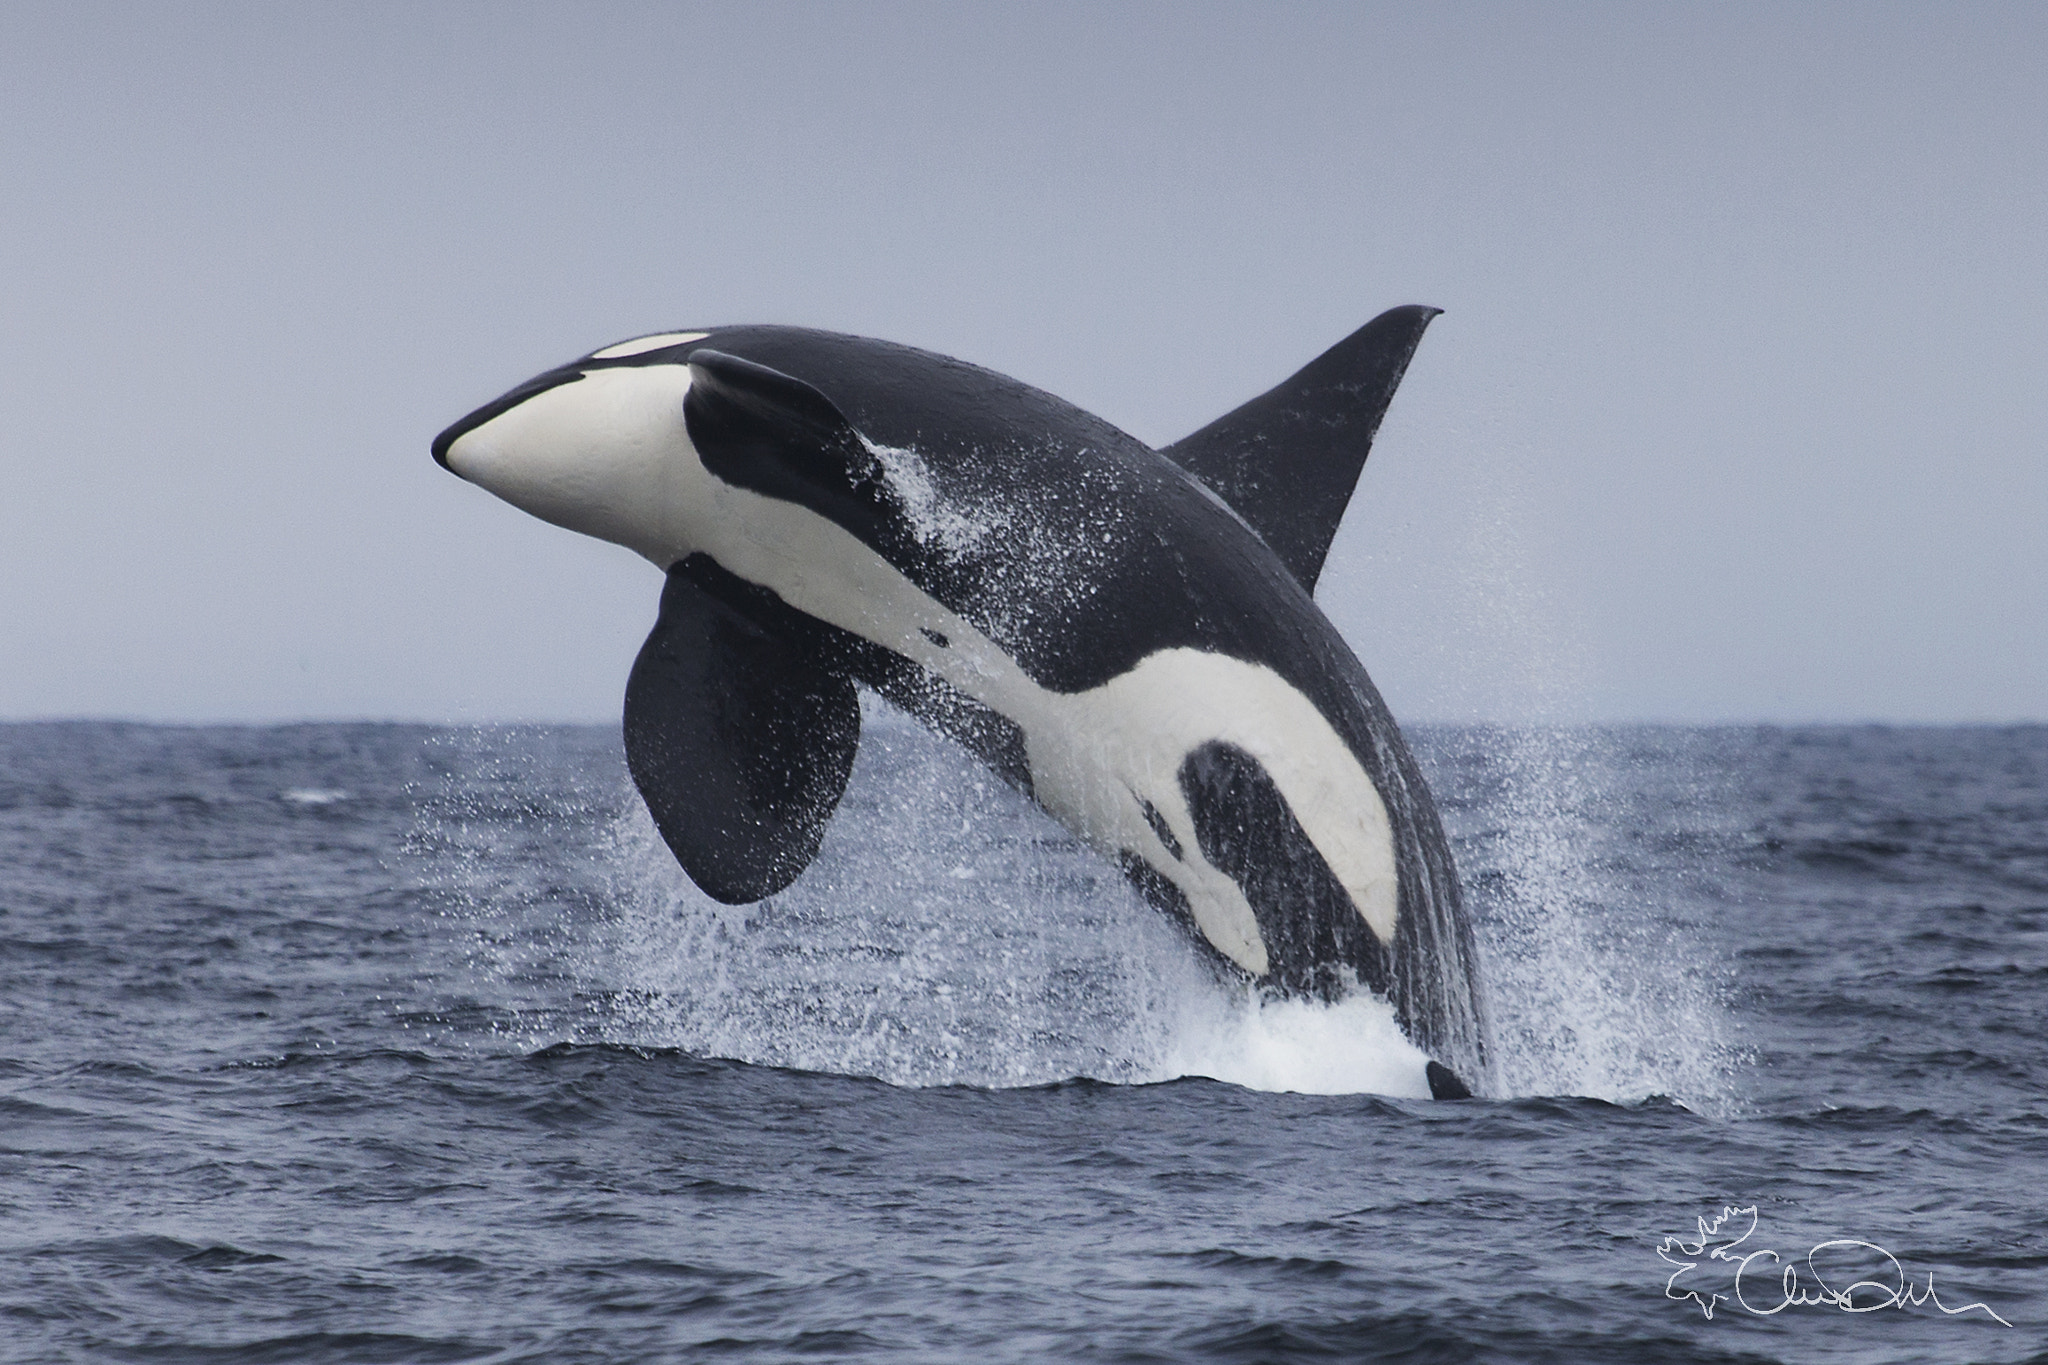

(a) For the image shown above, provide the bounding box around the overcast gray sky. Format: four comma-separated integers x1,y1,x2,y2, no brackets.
3,2,2042,723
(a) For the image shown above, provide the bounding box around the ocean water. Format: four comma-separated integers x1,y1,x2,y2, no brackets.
2,714,2044,1363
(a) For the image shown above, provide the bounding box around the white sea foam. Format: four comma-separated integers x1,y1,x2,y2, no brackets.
1152,989,1434,1097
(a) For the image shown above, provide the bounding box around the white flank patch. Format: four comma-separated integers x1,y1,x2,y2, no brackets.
590,331,711,359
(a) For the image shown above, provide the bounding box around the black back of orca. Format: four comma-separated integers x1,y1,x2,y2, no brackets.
605,320,1486,1081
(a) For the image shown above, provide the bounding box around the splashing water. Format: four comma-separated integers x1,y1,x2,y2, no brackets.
1432,724,1745,1110
590,701,1435,1096
421,704,1735,1105
863,436,1004,559
1329,421,1742,1109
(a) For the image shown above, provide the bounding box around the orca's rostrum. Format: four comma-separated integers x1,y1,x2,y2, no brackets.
434,310,1489,1097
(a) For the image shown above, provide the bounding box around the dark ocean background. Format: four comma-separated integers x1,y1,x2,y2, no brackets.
3,712,2044,1363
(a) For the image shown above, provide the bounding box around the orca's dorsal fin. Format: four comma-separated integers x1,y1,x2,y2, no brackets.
1162,305,1440,592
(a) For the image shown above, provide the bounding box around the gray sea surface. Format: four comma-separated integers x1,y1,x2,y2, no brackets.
1,716,2043,1362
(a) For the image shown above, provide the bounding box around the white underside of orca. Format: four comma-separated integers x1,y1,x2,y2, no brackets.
443,364,1401,978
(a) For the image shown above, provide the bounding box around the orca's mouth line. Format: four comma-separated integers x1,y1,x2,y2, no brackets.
432,367,589,470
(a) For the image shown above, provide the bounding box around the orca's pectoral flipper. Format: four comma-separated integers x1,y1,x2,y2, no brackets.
1163,305,1440,592
624,558,861,903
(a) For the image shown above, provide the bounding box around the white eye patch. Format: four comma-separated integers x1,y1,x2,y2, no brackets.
590,331,712,359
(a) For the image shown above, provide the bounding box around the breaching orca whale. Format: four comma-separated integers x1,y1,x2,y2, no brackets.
434,308,1488,1096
